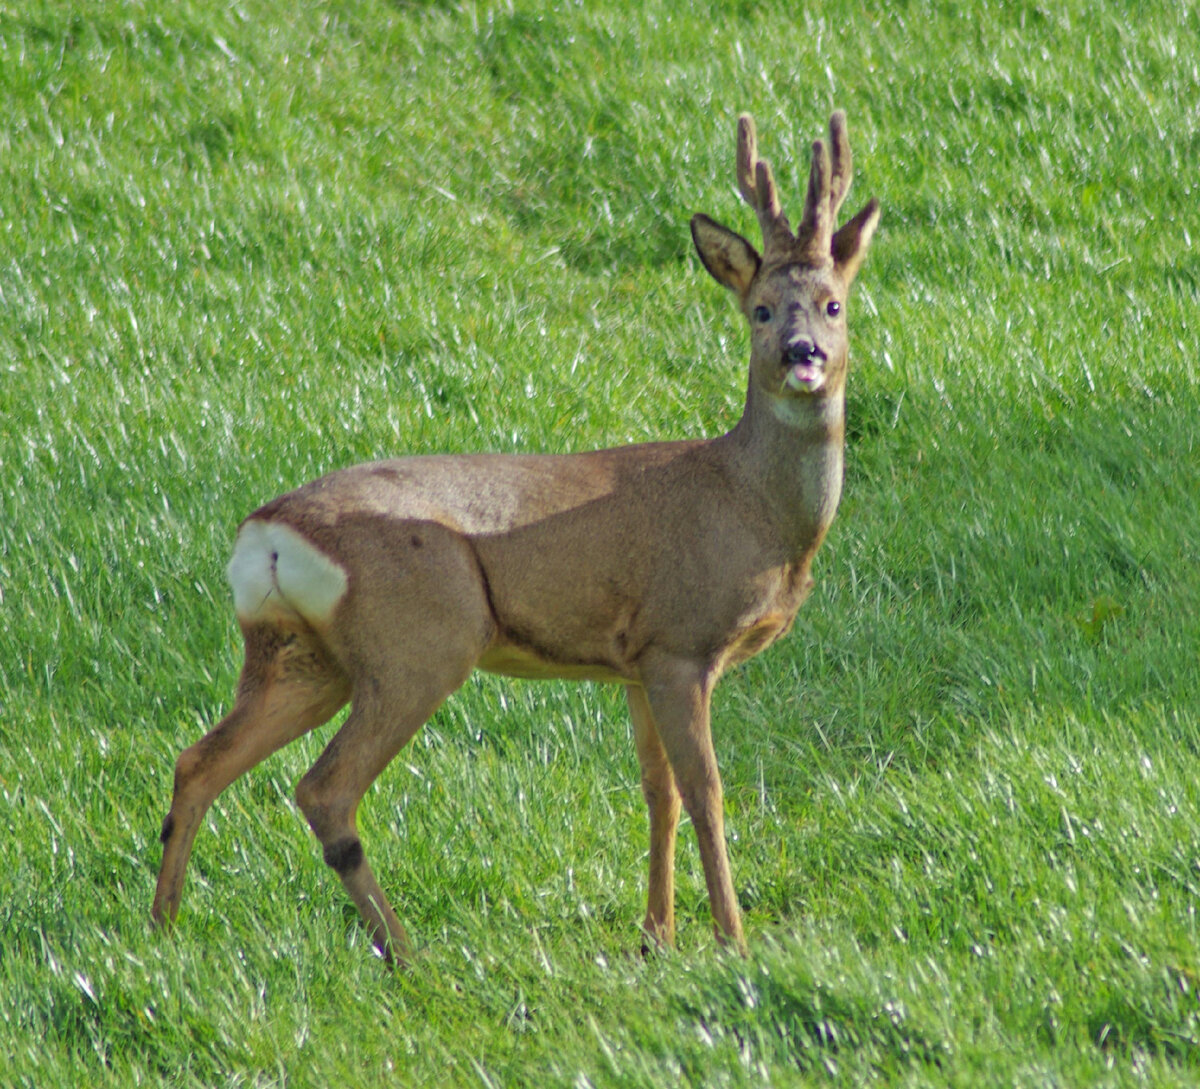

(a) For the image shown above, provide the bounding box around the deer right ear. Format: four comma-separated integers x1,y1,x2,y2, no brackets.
691,214,761,297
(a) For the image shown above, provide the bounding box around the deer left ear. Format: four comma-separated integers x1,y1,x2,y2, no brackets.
831,197,880,287
691,213,761,297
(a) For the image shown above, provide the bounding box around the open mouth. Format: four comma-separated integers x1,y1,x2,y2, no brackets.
783,361,825,392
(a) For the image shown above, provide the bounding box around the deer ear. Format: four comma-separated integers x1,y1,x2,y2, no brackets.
831,198,880,286
691,214,761,297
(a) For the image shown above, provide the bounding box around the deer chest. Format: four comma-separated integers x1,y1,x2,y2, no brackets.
712,562,815,674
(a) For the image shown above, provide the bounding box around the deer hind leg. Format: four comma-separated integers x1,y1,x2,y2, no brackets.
294,663,468,964
626,683,682,951
152,623,350,929
294,526,495,964
639,655,746,954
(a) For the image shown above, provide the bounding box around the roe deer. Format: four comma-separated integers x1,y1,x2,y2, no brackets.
152,111,880,962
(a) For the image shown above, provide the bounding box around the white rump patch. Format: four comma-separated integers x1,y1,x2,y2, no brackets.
227,520,348,625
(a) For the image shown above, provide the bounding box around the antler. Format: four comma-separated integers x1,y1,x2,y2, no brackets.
736,113,795,259
737,110,858,268
796,110,852,264
827,110,853,220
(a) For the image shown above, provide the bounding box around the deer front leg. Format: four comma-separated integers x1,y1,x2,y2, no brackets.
638,656,746,954
626,684,682,951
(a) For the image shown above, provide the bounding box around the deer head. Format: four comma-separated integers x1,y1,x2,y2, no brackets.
691,111,880,407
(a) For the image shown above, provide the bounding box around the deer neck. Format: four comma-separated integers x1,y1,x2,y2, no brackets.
723,379,846,558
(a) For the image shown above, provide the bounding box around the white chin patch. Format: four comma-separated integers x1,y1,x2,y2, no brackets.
228,520,348,625
769,385,844,428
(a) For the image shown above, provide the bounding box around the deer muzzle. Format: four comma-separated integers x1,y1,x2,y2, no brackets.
782,338,827,392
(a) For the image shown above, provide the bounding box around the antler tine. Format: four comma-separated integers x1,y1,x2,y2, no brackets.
736,113,793,256
735,114,760,208
827,109,852,220
796,136,834,262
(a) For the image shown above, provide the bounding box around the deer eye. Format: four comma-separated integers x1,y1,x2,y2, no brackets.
826,300,842,318
753,305,772,323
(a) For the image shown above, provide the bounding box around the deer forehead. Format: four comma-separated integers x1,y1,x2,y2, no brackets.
750,264,842,312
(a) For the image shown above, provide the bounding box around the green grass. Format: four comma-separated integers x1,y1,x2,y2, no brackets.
2,0,1198,1084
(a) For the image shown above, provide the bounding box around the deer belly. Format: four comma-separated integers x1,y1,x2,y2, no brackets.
476,641,632,683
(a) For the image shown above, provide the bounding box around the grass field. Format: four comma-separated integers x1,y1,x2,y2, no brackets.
2,0,1198,1084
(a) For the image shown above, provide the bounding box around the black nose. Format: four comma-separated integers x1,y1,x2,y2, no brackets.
784,339,825,365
